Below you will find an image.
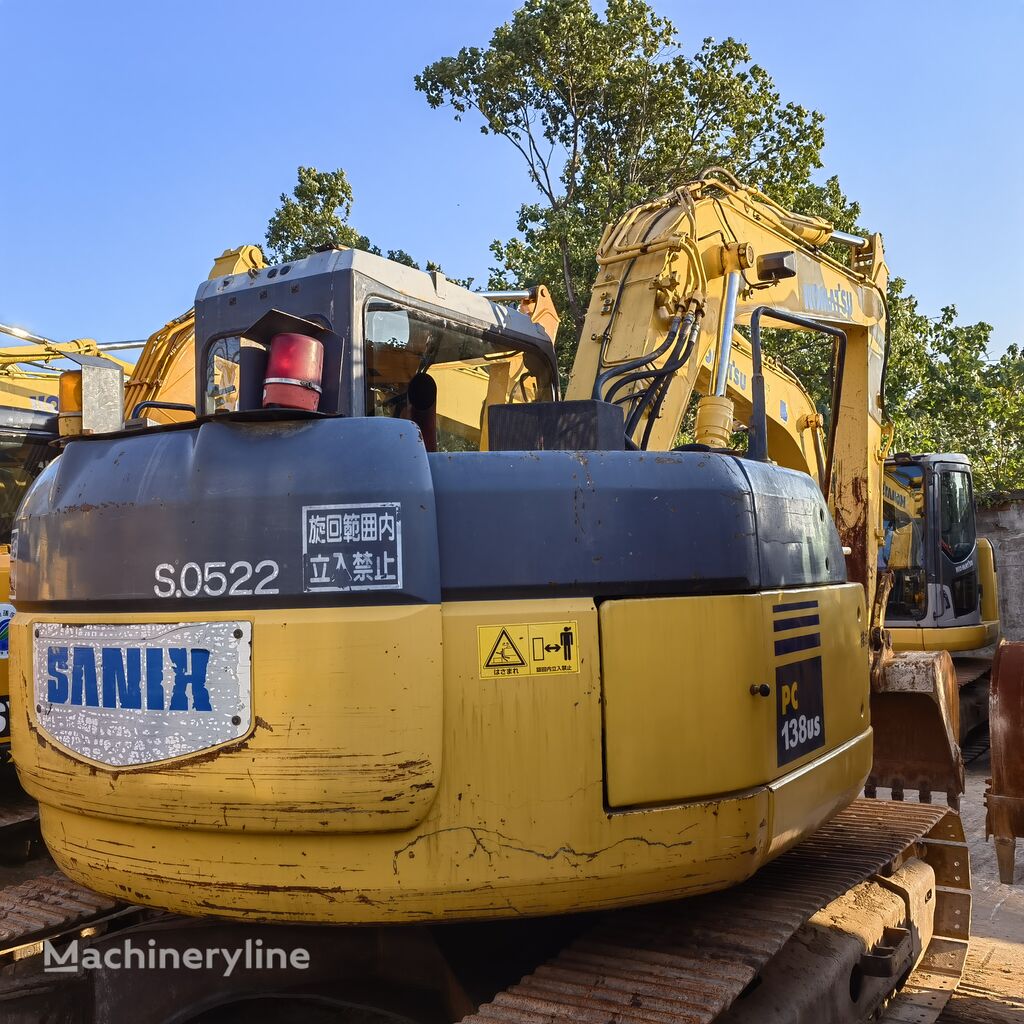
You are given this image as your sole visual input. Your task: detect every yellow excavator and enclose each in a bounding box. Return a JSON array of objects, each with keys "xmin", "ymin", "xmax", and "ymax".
[
  {"xmin": 4, "ymin": 177, "xmax": 974, "ymax": 1022},
  {"xmin": 0, "ymin": 352, "xmax": 61, "ymax": 752},
  {"xmin": 0, "ymin": 246, "xmax": 264, "ymax": 763},
  {"xmin": 0, "ymin": 335, "xmax": 135, "ymax": 757},
  {"xmin": 881, "ymin": 453, "xmax": 999, "ymax": 744}
]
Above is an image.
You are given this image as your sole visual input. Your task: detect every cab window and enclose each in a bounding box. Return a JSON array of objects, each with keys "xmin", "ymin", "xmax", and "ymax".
[
  {"xmin": 203, "ymin": 336, "xmax": 242, "ymax": 414},
  {"xmin": 202, "ymin": 336, "xmax": 273, "ymax": 416},
  {"xmin": 882, "ymin": 464, "xmax": 927, "ymax": 620},
  {"xmin": 363, "ymin": 301, "xmax": 551, "ymax": 452},
  {"xmin": 940, "ymin": 470, "xmax": 976, "ymax": 563},
  {"xmin": 0, "ymin": 429, "xmax": 54, "ymax": 542}
]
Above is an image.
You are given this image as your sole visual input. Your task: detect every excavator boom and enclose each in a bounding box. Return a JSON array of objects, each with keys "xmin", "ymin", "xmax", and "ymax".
[{"xmin": 566, "ymin": 173, "xmax": 971, "ymax": 805}]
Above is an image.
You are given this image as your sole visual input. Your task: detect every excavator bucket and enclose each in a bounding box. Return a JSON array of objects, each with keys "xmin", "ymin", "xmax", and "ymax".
[
  {"xmin": 986, "ymin": 640, "xmax": 1024, "ymax": 883},
  {"xmin": 867, "ymin": 650, "xmax": 965, "ymax": 807}
]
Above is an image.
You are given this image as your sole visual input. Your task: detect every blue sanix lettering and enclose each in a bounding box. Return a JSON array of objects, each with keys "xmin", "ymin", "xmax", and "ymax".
[{"xmin": 45, "ymin": 646, "xmax": 212, "ymax": 711}]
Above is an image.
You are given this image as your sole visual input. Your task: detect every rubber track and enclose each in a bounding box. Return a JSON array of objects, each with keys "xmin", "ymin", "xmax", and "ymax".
[{"xmin": 464, "ymin": 799, "xmax": 957, "ymax": 1024}]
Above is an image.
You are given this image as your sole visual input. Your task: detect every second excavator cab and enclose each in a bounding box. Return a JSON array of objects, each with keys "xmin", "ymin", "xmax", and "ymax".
[
  {"xmin": 883, "ymin": 452, "xmax": 998, "ymax": 651},
  {"xmin": 881, "ymin": 452, "xmax": 999, "ymax": 745}
]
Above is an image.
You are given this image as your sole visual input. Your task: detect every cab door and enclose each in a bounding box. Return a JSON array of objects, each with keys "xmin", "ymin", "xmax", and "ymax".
[{"xmin": 933, "ymin": 464, "xmax": 980, "ymax": 625}]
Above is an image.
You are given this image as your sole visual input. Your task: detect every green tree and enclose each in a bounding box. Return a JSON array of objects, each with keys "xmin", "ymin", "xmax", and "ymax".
[
  {"xmin": 982, "ymin": 345, "xmax": 1024, "ymax": 494},
  {"xmin": 768, "ymin": 278, "xmax": 1024, "ymax": 492},
  {"xmin": 265, "ymin": 166, "xmax": 373, "ymax": 262},
  {"xmin": 417, "ymin": 0, "xmax": 856, "ymax": 354},
  {"xmin": 385, "ymin": 248, "xmax": 420, "ymax": 268},
  {"xmin": 265, "ymin": 167, "xmax": 472, "ymax": 285},
  {"xmin": 884, "ymin": 293, "xmax": 1024, "ymax": 494}
]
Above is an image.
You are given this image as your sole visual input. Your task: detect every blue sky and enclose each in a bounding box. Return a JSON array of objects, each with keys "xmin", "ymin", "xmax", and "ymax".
[{"xmin": 2, "ymin": 1, "xmax": 1021, "ymax": 356}]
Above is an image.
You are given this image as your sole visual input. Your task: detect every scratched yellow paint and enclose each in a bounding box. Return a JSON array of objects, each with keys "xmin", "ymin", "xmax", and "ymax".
[{"xmin": 9, "ymin": 591, "xmax": 870, "ymax": 924}]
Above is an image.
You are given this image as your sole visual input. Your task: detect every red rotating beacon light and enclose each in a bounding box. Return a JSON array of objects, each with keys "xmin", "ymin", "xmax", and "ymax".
[{"xmin": 262, "ymin": 333, "xmax": 325, "ymax": 412}]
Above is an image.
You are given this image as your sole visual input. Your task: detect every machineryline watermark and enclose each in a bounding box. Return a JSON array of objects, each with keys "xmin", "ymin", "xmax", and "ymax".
[{"xmin": 44, "ymin": 937, "xmax": 310, "ymax": 977}]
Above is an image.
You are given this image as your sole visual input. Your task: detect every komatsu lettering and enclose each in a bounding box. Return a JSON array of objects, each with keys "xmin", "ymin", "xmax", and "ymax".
[
  {"xmin": 802, "ymin": 283, "xmax": 854, "ymax": 319},
  {"xmin": 45, "ymin": 646, "xmax": 212, "ymax": 711},
  {"xmin": 700, "ymin": 349, "xmax": 748, "ymax": 391},
  {"xmin": 883, "ymin": 482, "xmax": 908, "ymax": 510}
]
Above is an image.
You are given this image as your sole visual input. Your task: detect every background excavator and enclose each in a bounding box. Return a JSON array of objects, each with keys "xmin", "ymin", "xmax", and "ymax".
[
  {"xmin": 1, "ymin": 176, "xmax": 982, "ymax": 1023},
  {"xmin": 882, "ymin": 455, "xmax": 997, "ymax": 654},
  {"xmin": 0, "ymin": 246, "xmax": 264, "ymax": 756},
  {"xmin": 0, "ymin": 334, "xmax": 136, "ymax": 758},
  {"xmin": 121, "ymin": 244, "xmax": 267, "ymax": 427},
  {"xmin": 882, "ymin": 453, "xmax": 999, "ymax": 744}
]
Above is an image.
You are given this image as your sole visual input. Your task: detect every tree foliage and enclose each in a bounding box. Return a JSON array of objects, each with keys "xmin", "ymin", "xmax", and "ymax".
[
  {"xmin": 265, "ymin": 166, "xmax": 469, "ymax": 283},
  {"xmin": 418, "ymin": 0, "xmax": 1021, "ymax": 490},
  {"xmin": 265, "ymin": 167, "xmax": 372, "ymax": 263},
  {"xmin": 768, "ymin": 280, "xmax": 1024, "ymax": 493},
  {"xmin": 417, "ymin": 0, "xmax": 856, "ymax": 346},
  {"xmin": 884, "ymin": 282, "xmax": 1024, "ymax": 494},
  {"xmin": 261, "ymin": 8, "xmax": 1021, "ymax": 492}
]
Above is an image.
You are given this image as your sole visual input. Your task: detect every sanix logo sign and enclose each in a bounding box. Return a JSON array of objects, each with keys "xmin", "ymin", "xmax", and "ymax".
[
  {"xmin": 32, "ymin": 621, "xmax": 252, "ymax": 767},
  {"xmin": 44, "ymin": 937, "xmax": 309, "ymax": 977},
  {"xmin": 45, "ymin": 645, "xmax": 213, "ymax": 711}
]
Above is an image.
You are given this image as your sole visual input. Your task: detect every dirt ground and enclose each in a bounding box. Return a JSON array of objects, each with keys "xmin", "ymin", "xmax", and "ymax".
[{"xmin": 937, "ymin": 751, "xmax": 1024, "ymax": 1022}]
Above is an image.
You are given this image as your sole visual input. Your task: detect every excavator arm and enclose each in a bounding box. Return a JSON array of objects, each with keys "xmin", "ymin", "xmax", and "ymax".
[
  {"xmin": 567, "ymin": 172, "xmax": 963, "ymax": 805},
  {"xmin": 691, "ymin": 329, "xmax": 827, "ymax": 482},
  {"xmin": 567, "ymin": 170, "xmax": 890, "ymax": 618}
]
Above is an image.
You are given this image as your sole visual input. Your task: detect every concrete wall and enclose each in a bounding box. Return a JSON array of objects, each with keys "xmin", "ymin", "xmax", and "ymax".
[{"xmin": 978, "ymin": 492, "xmax": 1024, "ymax": 641}]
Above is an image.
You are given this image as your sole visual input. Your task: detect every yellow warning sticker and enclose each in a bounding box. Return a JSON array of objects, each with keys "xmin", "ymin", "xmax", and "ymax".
[{"xmin": 477, "ymin": 621, "xmax": 579, "ymax": 679}]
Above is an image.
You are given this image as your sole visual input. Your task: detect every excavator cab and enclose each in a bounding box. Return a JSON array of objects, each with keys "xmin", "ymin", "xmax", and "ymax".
[
  {"xmin": 883, "ymin": 453, "xmax": 998, "ymax": 651},
  {"xmin": 193, "ymin": 250, "xmax": 557, "ymax": 451},
  {"xmin": 879, "ymin": 453, "xmax": 999, "ymax": 748}
]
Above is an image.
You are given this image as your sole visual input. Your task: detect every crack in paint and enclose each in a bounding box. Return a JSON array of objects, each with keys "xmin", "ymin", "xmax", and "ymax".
[{"xmin": 390, "ymin": 825, "xmax": 697, "ymax": 877}]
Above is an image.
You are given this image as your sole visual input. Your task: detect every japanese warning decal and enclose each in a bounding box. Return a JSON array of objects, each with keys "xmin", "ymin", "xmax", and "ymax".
[
  {"xmin": 477, "ymin": 621, "xmax": 579, "ymax": 679},
  {"xmin": 302, "ymin": 502, "xmax": 403, "ymax": 592}
]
